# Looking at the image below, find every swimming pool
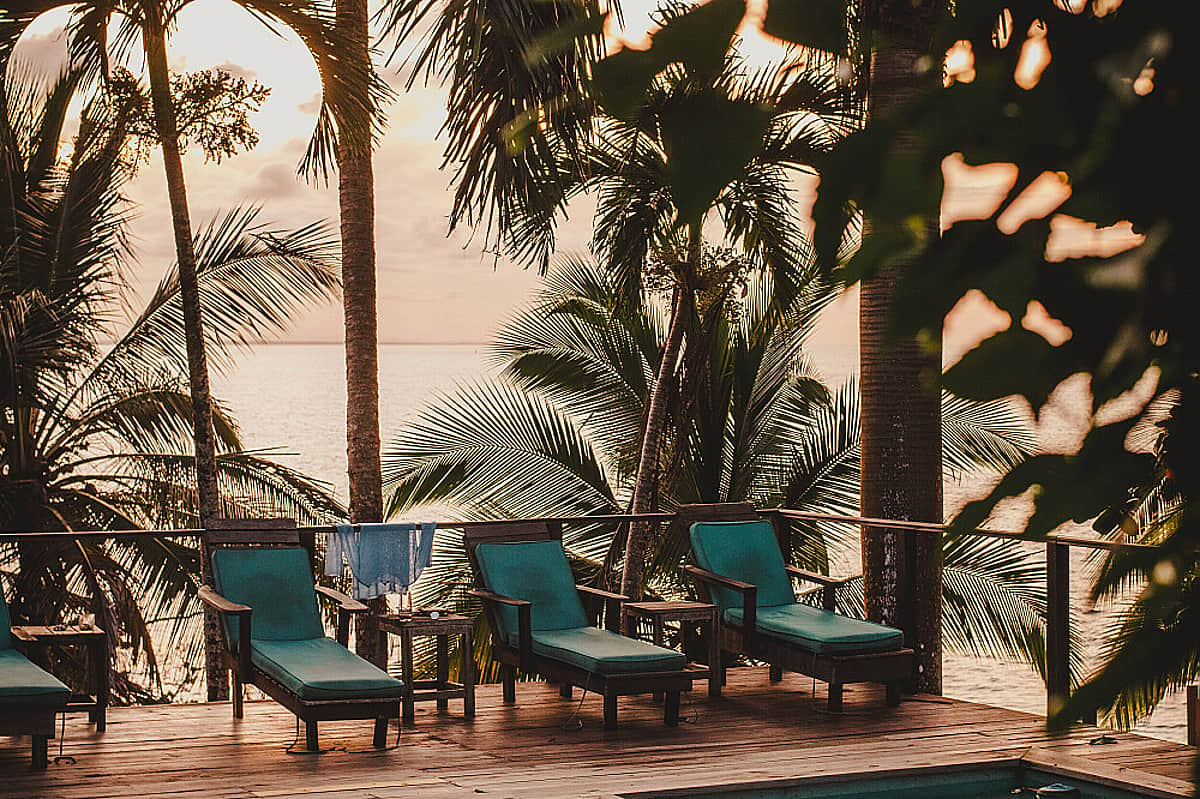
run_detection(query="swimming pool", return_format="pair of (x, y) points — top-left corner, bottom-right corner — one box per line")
(621, 758), (1185, 799)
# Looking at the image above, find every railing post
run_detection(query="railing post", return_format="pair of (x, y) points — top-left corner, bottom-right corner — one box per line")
(1046, 541), (1071, 719)
(1188, 685), (1199, 746)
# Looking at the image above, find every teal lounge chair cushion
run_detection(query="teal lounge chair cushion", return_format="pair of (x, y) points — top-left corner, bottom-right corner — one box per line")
(724, 603), (904, 656)
(0, 650), (70, 705)
(689, 520), (796, 612)
(211, 547), (325, 642)
(530, 627), (686, 675)
(475, 540), (588, 644)
(250, 638), (405, 701)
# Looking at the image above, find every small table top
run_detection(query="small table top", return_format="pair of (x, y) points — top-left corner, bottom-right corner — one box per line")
(624, 600), (716, 620)
(377, 611), (473, 633)
(11, 625), (105, 642)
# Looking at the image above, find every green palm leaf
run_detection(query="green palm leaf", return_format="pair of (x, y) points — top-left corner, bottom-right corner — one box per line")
(86, 205), (339, 393)
(384, 380), (618, 521)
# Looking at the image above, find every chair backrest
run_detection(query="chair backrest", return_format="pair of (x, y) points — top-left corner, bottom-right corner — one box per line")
(0, 593), (11, 650)
(206, 519), (324, 643)
(464, 522), (588, 644)
(689, 519), (796, 613)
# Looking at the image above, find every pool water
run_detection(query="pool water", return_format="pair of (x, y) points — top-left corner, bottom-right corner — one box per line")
(624, 764), (1172, 799)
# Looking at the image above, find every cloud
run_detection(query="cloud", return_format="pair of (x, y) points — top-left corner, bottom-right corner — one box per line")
(244, 162), (304, 201)
(210, 60), (258, 82)
(297, 93), (322, 115)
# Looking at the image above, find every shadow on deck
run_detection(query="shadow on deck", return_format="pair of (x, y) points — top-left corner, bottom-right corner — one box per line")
(0, 669), (1193, 798)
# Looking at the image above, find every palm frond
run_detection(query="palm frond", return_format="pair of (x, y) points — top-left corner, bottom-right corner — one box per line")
(86, 206), (339, 394)
(941, 391), (1037, 476)
(383, 379), (618, 521)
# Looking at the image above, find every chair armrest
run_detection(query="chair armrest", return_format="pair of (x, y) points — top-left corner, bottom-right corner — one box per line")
(9, 627), (37, 643)
(682, 564), (755, 593)
(468, 589), (533, 668)
(682, 565), (757, 648)
(198, 585), (250, 615)
(577, 585), (627, 633)
(198, 585), (251, 675)
(315, 584), (368, 613)
(785, 566), (852, 611)
(314, 585), (367, 645)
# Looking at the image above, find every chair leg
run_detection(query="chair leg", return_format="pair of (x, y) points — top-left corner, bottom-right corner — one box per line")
(827, 683), (843, 712)
(559, 682), (573, 699)
(31, 735), (48, 770)
(373, 716), (389, 748)
(232, 671), (243, 719)
(886, 681), (902, 707)
(664, 691), (681, 727)
(305, 720), (319, 751)
(769, 664), (783, 683)
(603, 691), (618, 730)
(501, 665), (516, 704)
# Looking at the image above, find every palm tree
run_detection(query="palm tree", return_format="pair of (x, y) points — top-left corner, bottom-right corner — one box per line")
(382, 0), (860, 599)
(0, 68), (346, 699)
(850, 0), (949, 694)
(510, 45), (858, 599)
(381, 257), (1054, 681)
(1, 0), (381, 696)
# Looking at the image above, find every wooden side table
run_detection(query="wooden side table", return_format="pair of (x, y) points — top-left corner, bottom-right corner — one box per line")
(623, 600), (721, 698)
(378, 612), (475, 723)
(11, 625), (109, 731)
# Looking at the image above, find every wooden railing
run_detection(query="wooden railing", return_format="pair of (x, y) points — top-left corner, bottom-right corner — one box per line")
(0, 508), (1162, 723)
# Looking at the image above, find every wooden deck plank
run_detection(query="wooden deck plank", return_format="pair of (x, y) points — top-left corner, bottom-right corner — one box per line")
(0, 669), (1192, 798)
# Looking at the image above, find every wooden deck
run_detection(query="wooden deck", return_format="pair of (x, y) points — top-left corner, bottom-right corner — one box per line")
(1, 669), (1194, 798)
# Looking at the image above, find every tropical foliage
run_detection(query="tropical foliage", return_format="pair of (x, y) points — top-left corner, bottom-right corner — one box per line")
(0, 68), (344, 701)
(382, 257), (1054, 681)
(387, 0), (868, 599)
(804, 0), (1195, 732)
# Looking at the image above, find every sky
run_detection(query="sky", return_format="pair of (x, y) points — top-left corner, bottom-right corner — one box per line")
(12, 2), (1137, 360)
(18, 1), (569, 344)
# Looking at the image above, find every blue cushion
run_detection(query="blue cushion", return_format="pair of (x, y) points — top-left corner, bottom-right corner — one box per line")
(250, 638), (405, 701)
(530, 627), (686, 675)
(689, 520), (795, 612)
(475, 540), (588, 643)
(725, 603), (904, 656)
(0, 650), (70, 705)
(211, 548), (325, 642)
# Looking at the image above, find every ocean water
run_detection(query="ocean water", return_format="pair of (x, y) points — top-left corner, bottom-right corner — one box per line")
(211, 342), (1186, 742)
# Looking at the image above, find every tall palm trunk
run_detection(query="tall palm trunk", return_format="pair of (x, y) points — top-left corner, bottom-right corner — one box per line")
(859, 0), (944, 694)
(337, 0), (387, 665)
(143, 19), (227, 700)
(621, 228), (701, 599)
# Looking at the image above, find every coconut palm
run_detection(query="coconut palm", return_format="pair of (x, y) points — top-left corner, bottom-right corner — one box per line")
(843, 0), (949, 693)
(1, 0), (383, 694)
(380, 0), (861, 598)
(381, 257), (1056, 681)
(528, 47), (859, 599)
(0, 69), (345, 700)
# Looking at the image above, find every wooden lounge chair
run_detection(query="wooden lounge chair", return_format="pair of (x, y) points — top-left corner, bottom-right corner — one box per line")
(465, 522), (697, 729)
(0, 593), (70, 769)
(198, 519), (404, 750)
(680, 503), (913, 711)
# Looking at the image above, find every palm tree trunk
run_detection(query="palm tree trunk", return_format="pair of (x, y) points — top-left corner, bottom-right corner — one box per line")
(621, 230), (700, 599)
(337, 0), (387, 666)
(143, 21), (227, 700)
(859, 0), (944, 695)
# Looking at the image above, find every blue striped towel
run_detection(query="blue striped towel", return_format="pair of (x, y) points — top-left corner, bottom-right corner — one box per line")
(324, 522), (436, 600)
